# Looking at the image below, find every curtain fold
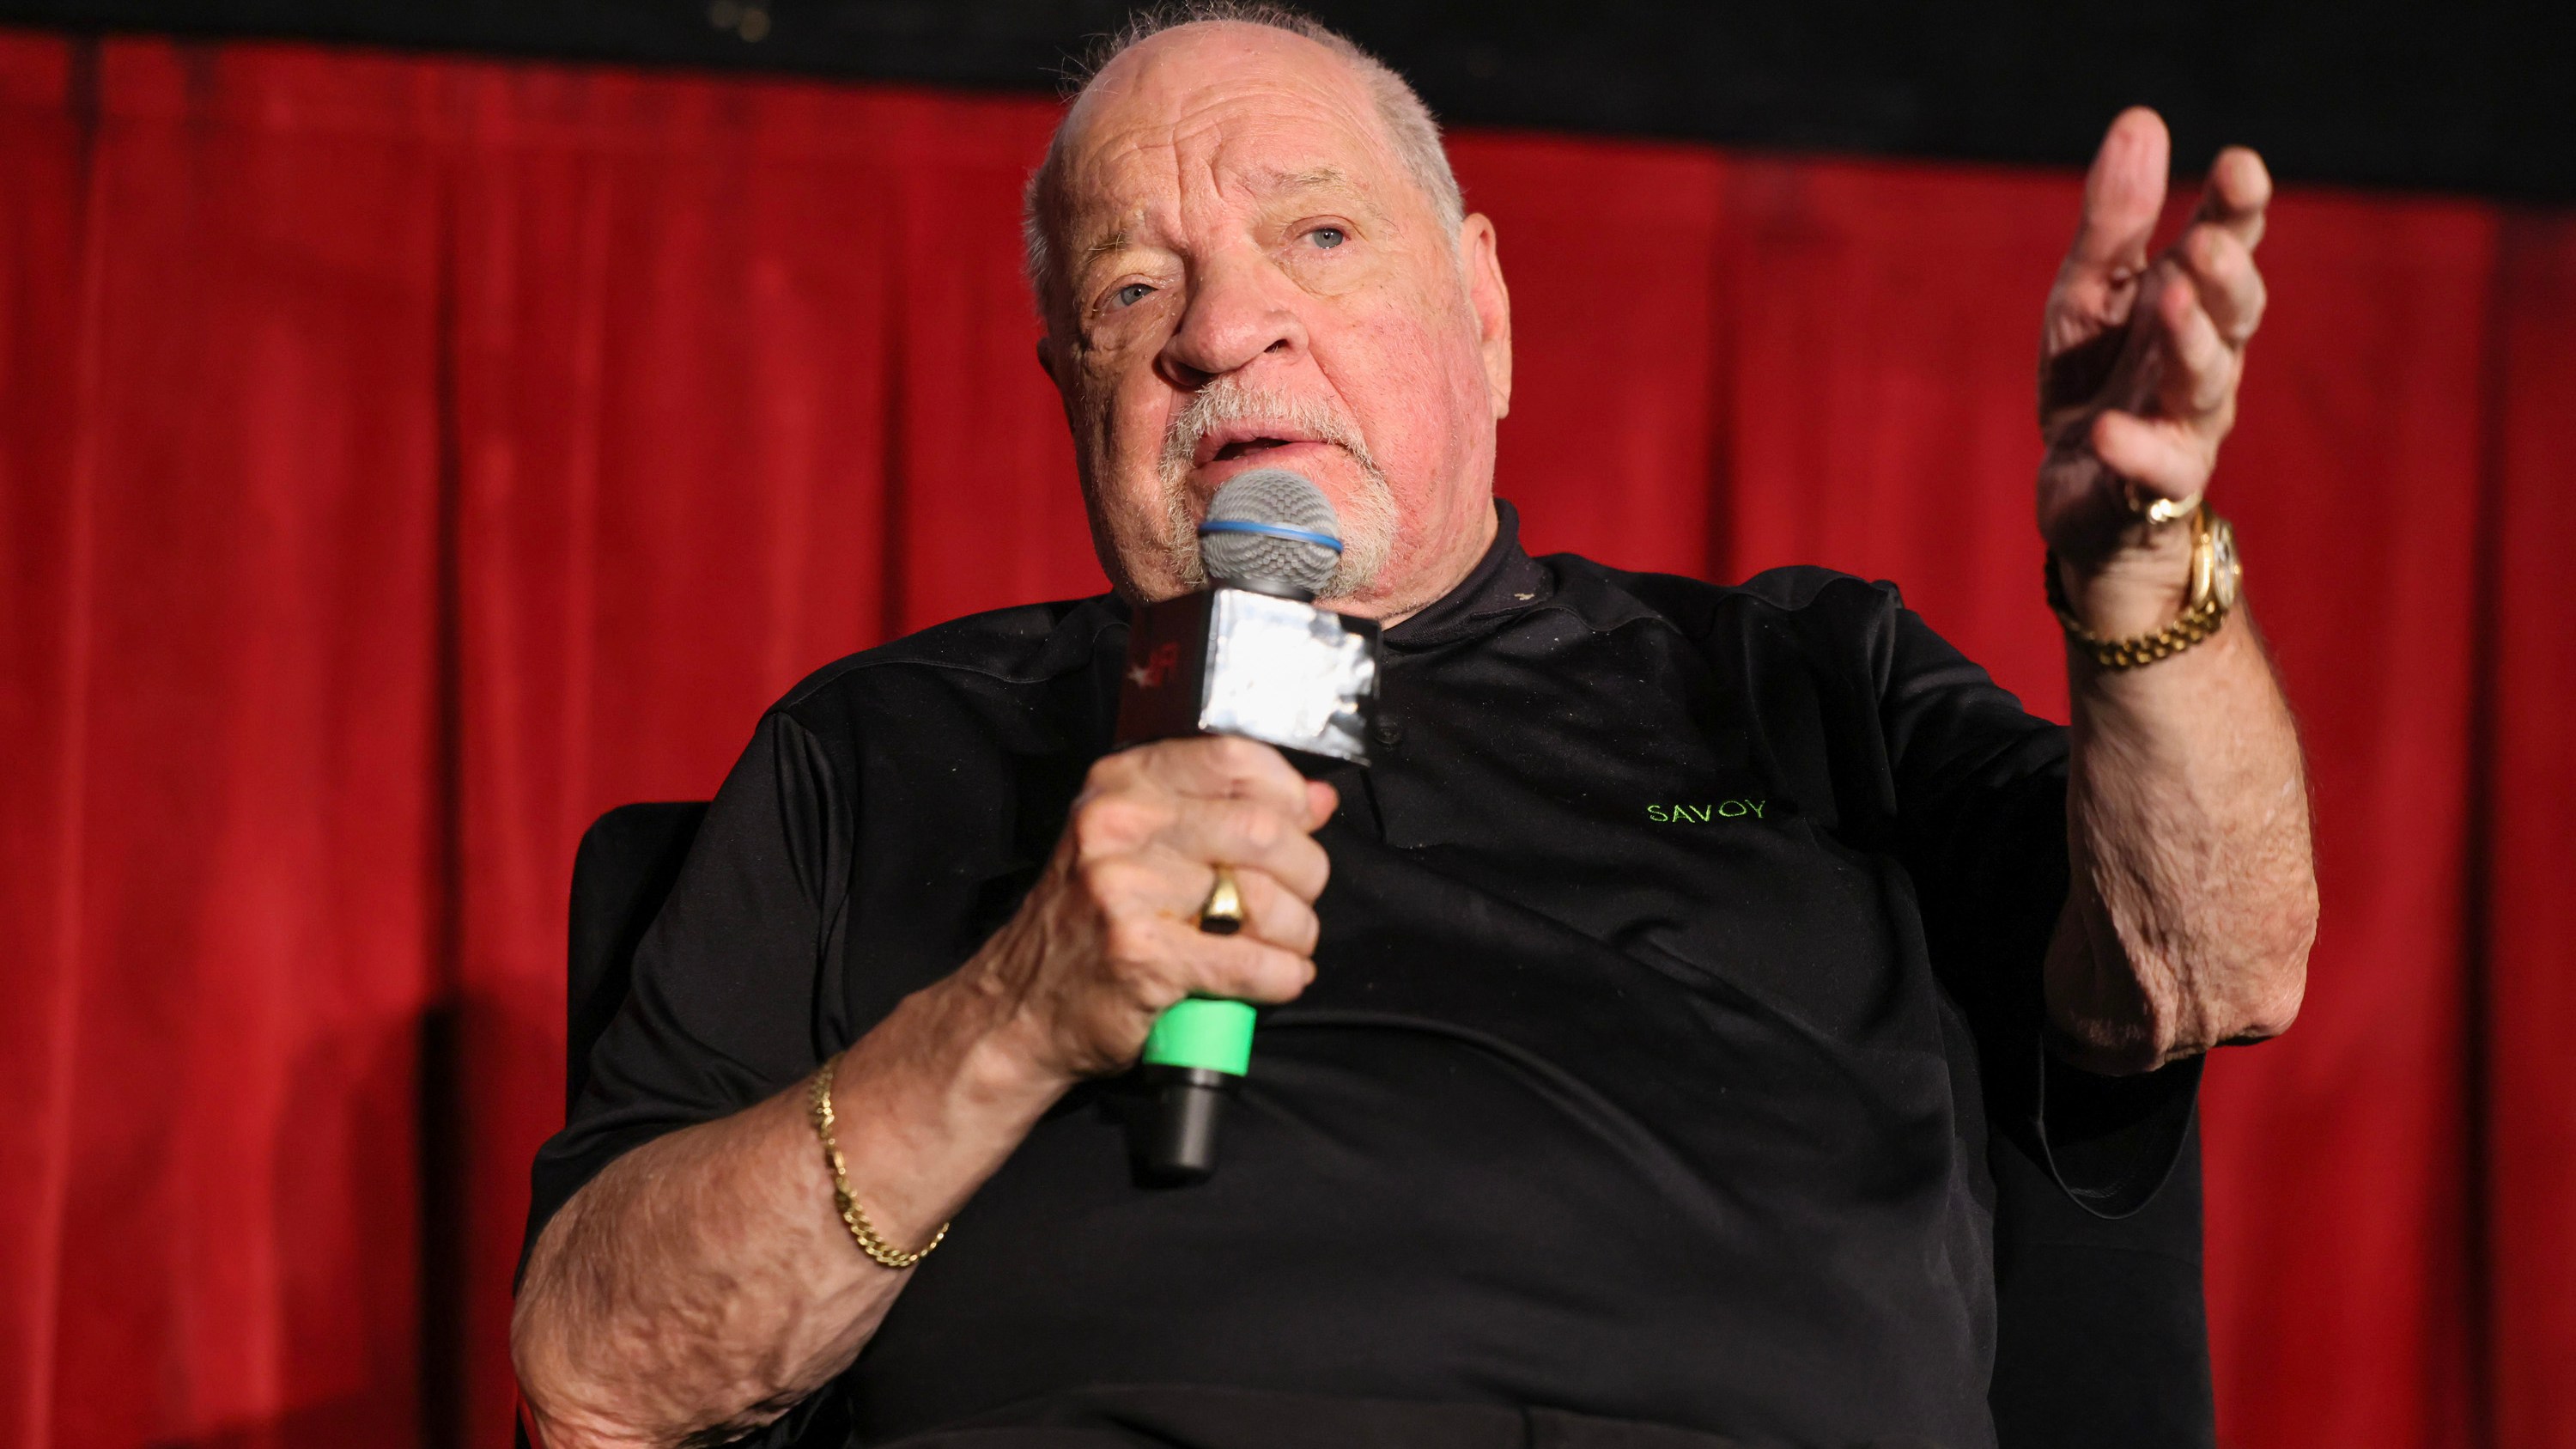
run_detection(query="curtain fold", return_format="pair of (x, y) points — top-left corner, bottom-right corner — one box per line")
(2482, 210), (2576, 1449)
(1, 29), (2567, 1449)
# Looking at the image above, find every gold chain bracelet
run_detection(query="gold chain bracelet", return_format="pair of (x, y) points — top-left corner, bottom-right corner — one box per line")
(805, 1061), (949, 1270)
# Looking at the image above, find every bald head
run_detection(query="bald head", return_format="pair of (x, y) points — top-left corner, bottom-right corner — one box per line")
(1022, 6), (1513, 624)
(1023, 10), (1464, 330)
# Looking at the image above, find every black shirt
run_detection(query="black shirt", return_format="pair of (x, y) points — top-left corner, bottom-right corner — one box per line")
(528, 502), (2193, 1449)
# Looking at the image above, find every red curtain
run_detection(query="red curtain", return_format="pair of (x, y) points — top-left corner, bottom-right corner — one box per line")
(2, 30), (2567, 1449)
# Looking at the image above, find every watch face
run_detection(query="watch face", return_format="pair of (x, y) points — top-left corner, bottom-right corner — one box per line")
(2209, 516), (2242, 609)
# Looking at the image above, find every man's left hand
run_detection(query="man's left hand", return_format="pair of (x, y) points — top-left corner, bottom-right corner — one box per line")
(2037, 107), (2270, 636)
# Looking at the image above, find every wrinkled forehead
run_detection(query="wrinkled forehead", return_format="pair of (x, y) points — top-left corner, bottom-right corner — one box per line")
(1053, 28), (1415, 240)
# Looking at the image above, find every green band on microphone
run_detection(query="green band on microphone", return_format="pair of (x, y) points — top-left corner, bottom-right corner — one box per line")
(1141, 997), (1256, 1075)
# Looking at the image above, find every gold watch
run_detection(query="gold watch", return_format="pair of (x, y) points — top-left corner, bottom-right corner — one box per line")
(2045, 507), (2241, 670)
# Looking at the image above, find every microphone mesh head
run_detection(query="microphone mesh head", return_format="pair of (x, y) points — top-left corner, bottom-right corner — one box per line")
(1200, 469), (1343, 594)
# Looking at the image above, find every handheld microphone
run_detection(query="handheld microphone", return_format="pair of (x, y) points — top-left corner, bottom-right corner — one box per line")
(1111, 469), (1382, 1184)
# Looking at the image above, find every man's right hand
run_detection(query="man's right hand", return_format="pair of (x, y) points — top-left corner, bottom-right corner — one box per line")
(961, 735), (1339, 1081)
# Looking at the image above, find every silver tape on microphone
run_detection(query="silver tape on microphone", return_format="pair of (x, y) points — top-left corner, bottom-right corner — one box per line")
(1114, 468), (1382, 765)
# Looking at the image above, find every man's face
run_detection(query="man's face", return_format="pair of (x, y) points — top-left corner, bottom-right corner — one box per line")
(1038, 22), (1512, 619)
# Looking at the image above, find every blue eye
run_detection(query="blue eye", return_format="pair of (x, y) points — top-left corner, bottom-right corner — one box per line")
(1113, 283), (1153, 308)
(1308, 227), (1346, 250)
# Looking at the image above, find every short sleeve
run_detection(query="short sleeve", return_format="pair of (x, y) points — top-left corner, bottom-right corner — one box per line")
(522, 709), (853, 1254)
(1873, 588), (2199, 1218)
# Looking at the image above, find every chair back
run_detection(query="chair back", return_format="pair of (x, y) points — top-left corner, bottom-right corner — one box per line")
(566, 801), (708, 1110)
(1990, 1111), (2216, 1446)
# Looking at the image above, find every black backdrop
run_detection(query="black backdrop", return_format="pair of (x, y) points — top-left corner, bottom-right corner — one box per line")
(2, 0), (2568, 200)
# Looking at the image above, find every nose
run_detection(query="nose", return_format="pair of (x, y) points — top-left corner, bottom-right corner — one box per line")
(1158, 248), (1304, 391)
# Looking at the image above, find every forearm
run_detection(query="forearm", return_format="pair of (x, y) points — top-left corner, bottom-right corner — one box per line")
(511, 974), (1067, 1449)
(2045, 546), (2318, 1072)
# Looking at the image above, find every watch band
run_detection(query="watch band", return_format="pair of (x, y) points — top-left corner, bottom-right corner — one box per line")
(2045, 507), (2240, 671)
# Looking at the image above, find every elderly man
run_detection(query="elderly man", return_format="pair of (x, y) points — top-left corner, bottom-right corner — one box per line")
(512, 9), (2315, 1449)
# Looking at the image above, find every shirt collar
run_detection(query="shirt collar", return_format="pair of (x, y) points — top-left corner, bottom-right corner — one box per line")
(1382, 498), (1553, 651)
(1092, 497), (1552, 649)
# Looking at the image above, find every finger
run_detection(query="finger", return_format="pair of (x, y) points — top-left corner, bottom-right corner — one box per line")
(1173, 928), (1315, 1005)
(2150, 269), (2238, 422)
(1304, 779), (1339, 831)
(2186, 145), (2270, 252)
(2090, 410), (2215, 504)
(1101, 906), (1315, 1007)
(1219, 865), (1321, 955)
(2062, 107), (2171, 287)
(1157, 796), (1332, 901)
(2175, 222), (2266, 346)
(1094, 852), (1323, 954)
(1134, 735), (1312, 815)
(1067, 750), (1329, 877)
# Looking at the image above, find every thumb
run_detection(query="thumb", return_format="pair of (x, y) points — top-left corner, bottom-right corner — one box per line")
(2063, 107), (2170, 285)
(1304, 780), (1339, 831)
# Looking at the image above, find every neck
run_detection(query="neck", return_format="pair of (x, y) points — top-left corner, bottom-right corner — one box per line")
(1325, 501), (1501, 627)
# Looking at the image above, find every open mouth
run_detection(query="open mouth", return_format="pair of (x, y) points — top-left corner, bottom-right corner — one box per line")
(1212, 436), (1307, 462)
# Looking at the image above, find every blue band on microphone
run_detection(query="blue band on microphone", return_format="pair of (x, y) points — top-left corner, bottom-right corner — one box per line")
(1197, 519), (1345, 553)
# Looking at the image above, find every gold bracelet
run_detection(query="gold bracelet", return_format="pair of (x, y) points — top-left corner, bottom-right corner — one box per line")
(805, 1061), (949, 1270)
(2045, 507), (2240, 671)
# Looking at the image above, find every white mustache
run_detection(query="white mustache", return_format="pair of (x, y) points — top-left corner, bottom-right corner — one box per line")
(1157, 383), (1379, 485)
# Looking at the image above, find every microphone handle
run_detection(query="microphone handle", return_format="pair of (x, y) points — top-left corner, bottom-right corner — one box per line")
(1138, 995), (1255, 1184)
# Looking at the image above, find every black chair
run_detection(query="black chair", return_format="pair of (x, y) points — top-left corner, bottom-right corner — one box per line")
(554, 802), (2215, 1448)
(564, 802), (712, 1113)
(1990, 1099), (2216, 1446)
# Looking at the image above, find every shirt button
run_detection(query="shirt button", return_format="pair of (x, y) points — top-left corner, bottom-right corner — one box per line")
(1371, 714), (1406, 748)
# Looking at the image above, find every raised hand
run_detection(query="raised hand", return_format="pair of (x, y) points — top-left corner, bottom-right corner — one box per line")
(2038, 107), (2270, 630)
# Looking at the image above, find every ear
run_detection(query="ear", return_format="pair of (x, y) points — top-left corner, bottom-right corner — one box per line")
(1459, 213), (1512, 421)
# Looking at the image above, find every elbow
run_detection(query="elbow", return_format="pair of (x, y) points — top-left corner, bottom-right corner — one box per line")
(2212, 971), (2305, 1048)
(2082, 965), (2305, 1075)
(511, 1338), (657, 1449)
(2215, 936), (2311, 1048)
(2056, 908), (2316, 1075)
(511, 1288), (605, 1449)
(2180, 888), (2318, 1056)
(509, 1305), (571, 1449)
(511, 1227), (659, 1449)
(509, 1234), (565, 1428)
(2223, 875), (2318, 1045)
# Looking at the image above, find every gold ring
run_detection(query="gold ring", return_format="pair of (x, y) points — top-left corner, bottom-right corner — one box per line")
(1195, 864), (1246, 936)
(2124, 478), (2205, 527)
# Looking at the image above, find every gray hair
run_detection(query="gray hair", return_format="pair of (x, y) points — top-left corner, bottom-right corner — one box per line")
(1020, 3), (1467, 329)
